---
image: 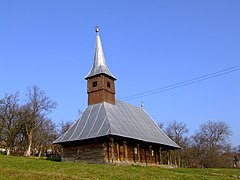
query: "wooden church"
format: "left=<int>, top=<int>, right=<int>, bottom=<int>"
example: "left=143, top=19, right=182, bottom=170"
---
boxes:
left=54, top=27, right=180, bottom=165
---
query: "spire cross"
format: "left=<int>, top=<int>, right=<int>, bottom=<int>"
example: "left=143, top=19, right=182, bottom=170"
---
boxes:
left=95, top=26, right=100, bottom=34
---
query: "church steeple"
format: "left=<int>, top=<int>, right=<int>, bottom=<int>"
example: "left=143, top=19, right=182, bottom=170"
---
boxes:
left=85, top=27, right=116, bottom=105
left=85, top=26, right=116, bottom=80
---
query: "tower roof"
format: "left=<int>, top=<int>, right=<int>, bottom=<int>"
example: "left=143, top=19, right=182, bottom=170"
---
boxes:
left=85, top=27, right=116, bottom=80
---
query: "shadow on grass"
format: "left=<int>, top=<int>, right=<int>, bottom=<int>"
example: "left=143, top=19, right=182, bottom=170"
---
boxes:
left=45, top=157, right=62, bottom=162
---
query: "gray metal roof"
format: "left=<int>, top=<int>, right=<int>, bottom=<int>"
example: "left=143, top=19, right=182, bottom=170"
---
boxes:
left=85, top=30, right=116, bottom=80
left=54, top=100, right=180, bottom=149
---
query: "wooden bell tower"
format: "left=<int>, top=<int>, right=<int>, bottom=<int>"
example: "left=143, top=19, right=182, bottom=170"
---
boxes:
left=85, top=27, right=116, bottom=105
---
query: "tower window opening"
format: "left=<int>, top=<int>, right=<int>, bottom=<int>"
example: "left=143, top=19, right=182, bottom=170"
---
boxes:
left=93, top=81, right=97, bottom=87
left=107, top=81, right=111, bottom=88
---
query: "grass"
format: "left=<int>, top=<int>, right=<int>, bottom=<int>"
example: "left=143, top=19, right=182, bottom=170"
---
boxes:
left=0, top=155, right=239, bottom=179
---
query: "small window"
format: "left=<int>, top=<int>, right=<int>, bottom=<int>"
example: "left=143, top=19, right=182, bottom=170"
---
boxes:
left=93, top=81, right=97, bottom=87
left=107, top=81, right=111, bottom=88
left=151, top=150, right=154, bottom=157
left=134, top=147, right=138, bottom=155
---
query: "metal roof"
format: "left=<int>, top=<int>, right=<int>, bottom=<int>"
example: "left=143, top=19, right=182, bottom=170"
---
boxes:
left=54, top=100, right=180, bottom=149
left=85, top=29, right=116, bottom=80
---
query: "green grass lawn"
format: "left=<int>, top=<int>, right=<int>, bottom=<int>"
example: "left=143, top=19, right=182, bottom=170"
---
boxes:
left=0, top=155, right=239, bottom=179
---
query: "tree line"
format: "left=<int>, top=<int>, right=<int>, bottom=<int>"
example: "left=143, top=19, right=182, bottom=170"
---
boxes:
left=0, top=85, right=71, bottom=157
left=160, top=120, right=239, bottom=168
left=0, top=86, right=239, bottom=167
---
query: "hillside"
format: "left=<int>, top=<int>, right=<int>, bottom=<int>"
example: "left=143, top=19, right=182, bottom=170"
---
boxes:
left=0, top=155, right=239, bottom=179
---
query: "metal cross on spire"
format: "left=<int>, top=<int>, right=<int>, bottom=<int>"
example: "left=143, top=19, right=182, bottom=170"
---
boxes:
left=95, top=26, right=100, bottom=34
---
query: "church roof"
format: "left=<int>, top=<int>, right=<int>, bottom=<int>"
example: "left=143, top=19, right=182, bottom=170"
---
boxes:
left=85, top=27, right=116, bottom=80
left=54, top=100, right=180, bottom=149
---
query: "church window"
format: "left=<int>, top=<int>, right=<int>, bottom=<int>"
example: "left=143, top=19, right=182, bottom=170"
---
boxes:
left=93, top=81, right=97, bottom=87
left=134, top=147, right=138, bottom=155
left=107, top=81, right=111, bottom=88
left=151, top=150, right=154, bottom=157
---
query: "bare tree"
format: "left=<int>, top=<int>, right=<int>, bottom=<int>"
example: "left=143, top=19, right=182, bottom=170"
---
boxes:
left=191, top=120, right=232, bottom=168
left=165, top=120, right=188, bottom=145
left=59, top=120, right=73, bottom=136
left=165, top=120, right=189, bottom=167
left=20, top=86, right=56, bottom=156
left=33, top=118, right=57, bottom=157
left=233, top=145, right=240, bottom=154
left=158, top=122, right=164, bottom=129
left=201, top=120, right=231, bottom=149
left=0, top=93, right=20, bottom=155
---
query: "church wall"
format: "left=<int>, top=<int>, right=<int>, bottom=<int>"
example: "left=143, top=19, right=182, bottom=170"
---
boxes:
left=103, top=137, right=170, bottom=165
left=61, top=137, right=176, bottom=166
left=62, top=142, right=105, bottom=164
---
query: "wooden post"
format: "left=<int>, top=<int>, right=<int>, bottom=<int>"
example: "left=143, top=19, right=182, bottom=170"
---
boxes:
left=174, top=150, right=177, bottom=166
left=123, top=141, right=128, bottom=162
left=110, top=138, right=115, bottom=163
left=178, top=150, right=181, bottom=167
left=106, top=142, right=110, bottom=162
left=137, top=144, right=140, bottom=163
left=149, top=145, right=152, bottom=164
left=119, top=145, right=123, bottom=161
left=116, top=143, right=120, bottom=162
left=168, top=150, right=172, bottom=165
left=144, top=147, right=147, bottom=165
left=167, top=150, right=170, bottom=165
left=122, top=143, right=124, bottom=161
left=154, top=148, right=157, bottom=164
left=133, top=146, right=136, bottom=162
left=159, top=147, right=162, bottom=164
left=62, top=147, right=64, bottom=160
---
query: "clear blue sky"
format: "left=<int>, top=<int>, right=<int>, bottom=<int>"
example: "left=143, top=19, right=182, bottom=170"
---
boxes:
left=0, top=1, right=239, bottom=146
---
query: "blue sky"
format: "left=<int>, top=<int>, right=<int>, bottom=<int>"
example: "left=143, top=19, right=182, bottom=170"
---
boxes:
left=0, top=1, right=239, bottom=146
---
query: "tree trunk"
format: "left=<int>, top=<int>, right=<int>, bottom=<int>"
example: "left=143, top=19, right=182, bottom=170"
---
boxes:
left=38, top=146, right=43, bottom=158
left=25, top=130, right=33, bottom=156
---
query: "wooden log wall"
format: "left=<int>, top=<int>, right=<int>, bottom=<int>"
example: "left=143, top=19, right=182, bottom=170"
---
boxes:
left=62, top=142, right=105, bottom=164
left=103, top=137, right=176, bottom=165
left=61, top=137, right=177, bottom=165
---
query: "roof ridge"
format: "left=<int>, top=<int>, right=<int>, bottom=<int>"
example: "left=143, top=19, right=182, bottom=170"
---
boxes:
left=116, top=99, right=143, bottom=110
left=102, top=102, right=112, bottom=135
left=86, top=103, right=103, bottom=138
left=76, top=105, right=94, bottom=139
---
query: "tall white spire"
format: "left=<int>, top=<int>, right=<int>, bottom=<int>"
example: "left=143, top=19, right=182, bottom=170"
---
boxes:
left=94, top=26, right=107, bottom=68
left=85, top=26, right=116, bottom=80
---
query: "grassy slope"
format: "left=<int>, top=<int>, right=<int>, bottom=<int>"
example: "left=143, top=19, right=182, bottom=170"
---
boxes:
left=0, top=155, right=239, bottom=179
